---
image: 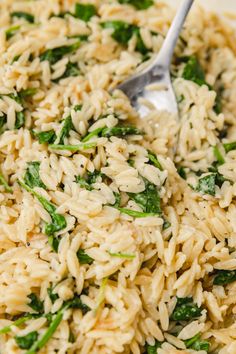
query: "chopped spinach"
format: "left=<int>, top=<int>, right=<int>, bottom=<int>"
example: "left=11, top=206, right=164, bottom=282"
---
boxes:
left=118, top=0, right=154, bottom=10
left=57, top=116, right=75, bottom=144
left=19, top=88, right=37, bottom=99
left=184, top=333, right=210, bottom=352
left=213, top=146, right=225, bottom=166
left=15, top=331, right=38, bottom=350
left=53, top=61, right=80, bottom=82
left=6, top=25, right=20, bottom=40
left=214, top=85, right=224, bottom=114
left=28, top=293, right=44, bottom=313
left=177, top=166, right=187, bottom=180
left=182, top=56, right=207, bottom=86
left=213, top=270, right=236, bottom=286
left=75, top=170, right=104, bottom=190
left=145, top=341, right=162, bottom=354
left=101, top=21, right=148, bottom=54
left=11, top=11, right=34, bottom=23
left=47, top=285, right=59, bottom=304
left=0, top=173, right=12, bottom=193
left=147, top=150, right=163, bottom=170
left=113, top=192, right=121, bottom=208
left=223, top=141, right=236, bottom=153
left=19, top=180, right=67, bottom=248
left=196, top=173, right=216, bottom=196
left=108, top=251, right=135, bottom=259
left=163, top=219, right=171, bottom=230
left=77, top=249, right=94, bottom=264
left=33, top=130, right=57, bottom=144
left=170, top=297, right=202, bottom=321
left=15, top=111, right=25, bottom=129
left=0, top=114, right=7, bottom=134
left=49, top=142, right=97, bottom=151
left=24, top=161, right=46, bottom=189
left=82, top=125, right=142, bottom=142
left=118, top=208, right=158, bottom=218
left=74, top=3, right=97, bottom=22
left=40, top=41, right=80, bottom=65
left=128, top=179, right=162, bottom=214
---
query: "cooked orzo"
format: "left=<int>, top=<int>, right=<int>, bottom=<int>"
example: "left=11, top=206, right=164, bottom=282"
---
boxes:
left=0, top=0, right=236, bottom=353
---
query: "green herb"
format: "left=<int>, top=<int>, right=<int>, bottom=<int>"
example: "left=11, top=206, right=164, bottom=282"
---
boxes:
left=118, top=208, right=158, bottom=218
left=15, top=331, right=38, bottom=350
left=47, top=285, right=59, bottom=304
left=101, top=21, right=148, bottom=54
left=196, top=173, right=216, bottom=196
left=24, top=162, right=46, bottom=189
left=163, top=219, right=171, bottom=230
left=40, top=41, right=80, bottom=65
left=11, top=11, right=34, bottom=23
left=15, top=111, right=25, bottom=129
left=108, top=251, right=135, bottom=259
left=82, top=125, right=142, bottom=142
left=170, top=297, right=202, bottom=321
left=49, top=142, right=97, bottom=151
left=75, top=170, right=104, bottom=190
left=0, top=114, right=7, bottom=134
left=6, top=25, right=21, bottom=40
left=74, top=3, right=97, bottom=22
left=213, top=146, right=225, bottom=165
left=0, top=315, right=33, bottom=335
left=0, top=173, right=12, bottom=193
left=113, top=192, right=121, bottom=208
left=19, top=88, right=37, bottom=99
left=53, top=62, right=80, bottom=82
left=66, top=296, right=90, bottom=314
left=223, top=141, right=236, bottom=153
left=128, top=179, right=162, bottom=214
left=57, top=116, right=75, bottom=144
left=33, top=130, right=57, bottom=144
left=184, top=333, right=210, bottom=352
left=28, top=293, right=44, bottom=313
left=147, top=150, right=163, bottom=170
left=182, top=56, right=207, bottom=86
left=77, top=249, right=94, bottom=264
left=177, top=166, right=187, bottom=180
left=19, top=180, right=67, bottom=241
left=213, top=270, right=236, bottom=286
left=118, top=0, right=154, bottom=10
left=145, top=341, right=162, bottom=354
left=214, top=85, right=224, bottom=114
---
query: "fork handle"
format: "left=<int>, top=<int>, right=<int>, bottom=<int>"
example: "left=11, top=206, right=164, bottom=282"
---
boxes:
left=151, top=0, right=194, bottom=68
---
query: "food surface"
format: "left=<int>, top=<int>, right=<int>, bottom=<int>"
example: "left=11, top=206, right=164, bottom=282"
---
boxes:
left=1, top=0, right=236, bottom=353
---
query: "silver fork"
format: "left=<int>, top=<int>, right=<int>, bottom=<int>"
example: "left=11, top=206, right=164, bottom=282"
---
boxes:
left=117, top=0, right=194, bottom=118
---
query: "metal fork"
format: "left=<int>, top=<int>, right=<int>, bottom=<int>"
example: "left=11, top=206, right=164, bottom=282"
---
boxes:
left=117, top=0, right=194, bottom=118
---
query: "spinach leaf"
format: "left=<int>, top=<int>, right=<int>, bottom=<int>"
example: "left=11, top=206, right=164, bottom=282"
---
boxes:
left=177, top=166, right=187, bottom=180
left=57, top=116, right=74, bottom=144
left=223, top=141, right=236, bottom=153
left=49, top=142, right=97, bottom=151
left=75, top=170, right=104, bottom=190
left=11, top=11, right=34, bottom=23
left=182, top=56, right=207, bottom=86
left=65, top=296, right=90, bottom=314
left=15, top=111, right=25, bottom=129
left=47, top=285, right=59, bottom=304
left=19, top=181, right=67, bottom=246
left=196, top=173, right=216, bottom=196
left=24, top=161, right=46, bottom=189
left=40, top=41, right=80, bottom=65
left=53, top=62, right=80, bottom=82
left=184, top=333, right=210, bottom=352
left=113, top=192, right=121, bottom=208
left=0, top=173, right=12, bottom=193
left=118, top=208, right=158, bottom=218
left=77, top=249, right=94, bottom=264
left=6, top=25, right=21, bottom=40
left=145, top=340, right=162, bottom=354
left=15, top=331, right=38, bottom=350
left=74, top=3, right=97, bottom=22
left=128, top=179, right=161, bottom=214
left=0, top=114, right=7, bottom=134
left=101, top=21, right=148, bottom=54
left=213, top=146, right=225, bottom=166
left=213, top=270, right=236, bottom=286
left=33, top=130, right=57, bottom=144
left=170, top=297, right=202, bottom=321
left=19, top=88, right=37, bottom=99
left=28, top=293, right=44, bottom=313
left=214, top=85, right=224, bottom=114
left=147, top=150, right=163, bottom=170
left=108, top=251, right=135, bottom=259
left=118, top=0, right=154, bottom=10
